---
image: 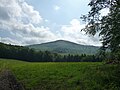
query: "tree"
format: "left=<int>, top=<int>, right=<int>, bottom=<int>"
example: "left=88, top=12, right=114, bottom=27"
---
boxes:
left=81, top=0, right=120, bottom=61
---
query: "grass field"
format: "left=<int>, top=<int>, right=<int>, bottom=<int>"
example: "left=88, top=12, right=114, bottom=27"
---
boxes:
left=0, top=58, right=119, bottom=90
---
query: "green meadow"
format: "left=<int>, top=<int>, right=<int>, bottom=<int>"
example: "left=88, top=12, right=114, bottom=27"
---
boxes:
left=0, top=58, right=119, bottom=90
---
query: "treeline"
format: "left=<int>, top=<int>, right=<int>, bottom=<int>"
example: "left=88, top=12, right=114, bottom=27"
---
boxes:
left=0, top=42, right=102, bottom=62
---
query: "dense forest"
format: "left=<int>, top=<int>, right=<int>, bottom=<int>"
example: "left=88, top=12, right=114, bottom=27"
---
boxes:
left=0, top=42, right=102, bottom=62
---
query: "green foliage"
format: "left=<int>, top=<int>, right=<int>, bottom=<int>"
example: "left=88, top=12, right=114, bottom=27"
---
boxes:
left=0, top=59, right=119, bottom=90
left=28, top=40, right=99, bottom=55
left=81, top=0, right=120, bottom=61
left=0, top=42, right=102, bottom=62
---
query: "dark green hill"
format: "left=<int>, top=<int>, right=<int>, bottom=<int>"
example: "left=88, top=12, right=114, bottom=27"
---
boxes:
left=28, top=40, right=100, bottom=55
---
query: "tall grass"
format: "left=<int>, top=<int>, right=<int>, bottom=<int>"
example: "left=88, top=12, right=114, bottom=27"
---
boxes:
left=0, top=58, right=119, bottom=90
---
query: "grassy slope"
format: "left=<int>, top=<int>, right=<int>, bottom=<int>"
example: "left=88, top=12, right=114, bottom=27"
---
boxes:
left=0, top=59, right=119, bottom=90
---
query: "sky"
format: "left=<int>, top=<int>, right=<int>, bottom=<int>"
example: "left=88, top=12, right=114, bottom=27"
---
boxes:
left=0, top=0, right=102, bottom=46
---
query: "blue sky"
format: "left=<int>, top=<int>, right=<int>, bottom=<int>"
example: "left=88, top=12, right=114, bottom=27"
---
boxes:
left=26, top=0, right=90, bottom=24
left=0, top=0, right=101, bottom=46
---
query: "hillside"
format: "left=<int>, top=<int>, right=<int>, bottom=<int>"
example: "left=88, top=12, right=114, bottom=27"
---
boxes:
left=0, top=42, right=102, bottom=62
left=28, top=40, right=99, bottom=55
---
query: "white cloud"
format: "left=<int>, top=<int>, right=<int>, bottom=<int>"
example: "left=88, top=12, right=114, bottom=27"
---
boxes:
left=100, top=8, right=109, bottom=16
left=0, top=0, right=101, bottom=46
left=0, top=0, right=56, bottom=45
left=0, top=37, right=21, bottom=45
left=60, top=19, right=101, bottom=46
left=54, top=5, right=60, bottom=11
left=0, top=0, right=22, bottom=20
left=0, top=0, right=42, bottom=24
left=21, top=2, right=42, bottom=24
left=70, top=19, right=80, bottom=26
left=45, top=19, right=49, bottom=22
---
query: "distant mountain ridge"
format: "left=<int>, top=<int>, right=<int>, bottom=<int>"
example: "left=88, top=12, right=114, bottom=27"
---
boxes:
left=28, top=40, right=100, bottom=55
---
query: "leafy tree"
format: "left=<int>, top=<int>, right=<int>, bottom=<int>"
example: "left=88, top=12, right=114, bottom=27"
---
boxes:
left=81, top=0, right=120, bottom=61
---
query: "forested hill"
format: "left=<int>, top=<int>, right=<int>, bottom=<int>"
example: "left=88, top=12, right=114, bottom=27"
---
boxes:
left=0, top=42, right=101, bottom=62
left=28, top=40, right=99, bottom=55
